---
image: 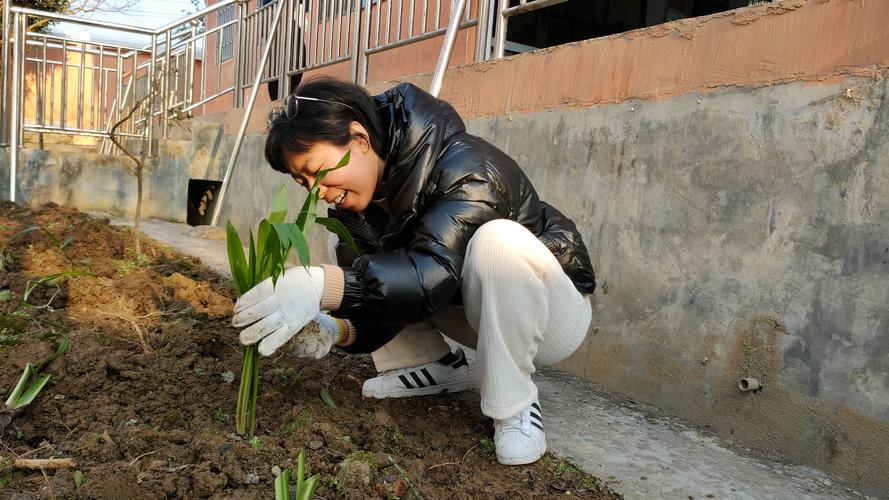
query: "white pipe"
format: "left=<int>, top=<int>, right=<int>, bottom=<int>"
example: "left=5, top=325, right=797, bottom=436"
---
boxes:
left=739, top=377, right=762, bottom=392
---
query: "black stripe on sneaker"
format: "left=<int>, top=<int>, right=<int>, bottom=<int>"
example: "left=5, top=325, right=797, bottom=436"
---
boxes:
left=450, top=350, right=469, bottom=369
left=531, top=402, right=540, bottom=412
left=530, top=411, right=542, bottom=423
left=409, top=371, right=425, bottom=388
left=421, top=368, right=437, bottom=386
left=531, top=421, right=544, bottom=431
left=399, top=374, right=414, bottom=389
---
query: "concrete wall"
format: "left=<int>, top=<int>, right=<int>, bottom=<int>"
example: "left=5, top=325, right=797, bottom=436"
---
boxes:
left=3, top=0, right=889, bottom=492
left=467, top=74, right=889, bottom=490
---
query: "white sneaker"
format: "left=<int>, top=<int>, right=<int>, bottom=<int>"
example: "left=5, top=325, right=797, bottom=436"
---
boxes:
left=362, top=349, right=471, bottom=399
left=494, top=400, right=546, bottom=465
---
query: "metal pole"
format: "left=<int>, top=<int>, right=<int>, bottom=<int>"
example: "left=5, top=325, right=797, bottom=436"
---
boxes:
left=494, top=0, right=507, bottom=59
left=428, top=0, right=467, bottom=97
left=1, top=0, right=11, bottom=146
left=210, top=0, right=286, bottom=227
left=9, top=13, right=22, bottom=201
left=359, top=0, right=371, bottom=85
left=148, top=34, right=157, bottom=156
left=278, top=0, right=294, bottom=99
left=162, top=29, right=172, bottom=139
left=349, top=0, right=361, bottom=83
left=234, top=3, right=245, bottom=107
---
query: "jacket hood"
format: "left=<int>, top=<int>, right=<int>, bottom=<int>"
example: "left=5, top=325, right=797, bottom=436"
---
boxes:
left=374, top=83, right=466, bottom=230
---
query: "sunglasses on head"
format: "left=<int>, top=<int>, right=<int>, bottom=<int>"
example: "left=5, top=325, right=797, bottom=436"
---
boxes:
left=268, top=94, right=357, bottom=124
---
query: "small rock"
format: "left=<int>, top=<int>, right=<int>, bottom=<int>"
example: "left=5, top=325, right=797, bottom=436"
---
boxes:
left=309, top=439, right=324, bottom=450
left=336, top=452, right=375, bottom=488
left=53, top=394, right=65, bottom=400
left=145, top=459, right=167, bottom=472
left=244, top=473, right=260, bottom=485
left=271, top=466, right=282, bottom=477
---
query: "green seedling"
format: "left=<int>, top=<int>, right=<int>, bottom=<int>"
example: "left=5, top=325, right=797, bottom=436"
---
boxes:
left=23, top=271, right=94, bottom=305
left=249, top=435, right=262, bottom=450
left=1, top=336, right=71, bottom=434
left=319, top=388, right=336, bottom=407
left=227, top=151, right=355, bottom=438
left=274, top=449, right=320, bottom=500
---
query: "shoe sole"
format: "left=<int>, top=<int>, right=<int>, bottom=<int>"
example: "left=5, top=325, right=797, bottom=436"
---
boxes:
left=496, top=442, right=547, bottom=466
left=362, top=381, right=470, bottom=399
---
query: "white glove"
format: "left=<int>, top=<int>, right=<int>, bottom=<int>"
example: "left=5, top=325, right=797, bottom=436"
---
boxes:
left=232, top=266, right=324, bottom=356
left=288, top=314, right=345, bottom=359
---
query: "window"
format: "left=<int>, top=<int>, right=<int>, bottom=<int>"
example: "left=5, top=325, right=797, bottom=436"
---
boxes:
left=217, top=4, right=235, bottom=63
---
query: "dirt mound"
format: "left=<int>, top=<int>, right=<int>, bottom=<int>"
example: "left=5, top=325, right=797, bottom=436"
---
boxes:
left=0, top=202, right=616, bottom=499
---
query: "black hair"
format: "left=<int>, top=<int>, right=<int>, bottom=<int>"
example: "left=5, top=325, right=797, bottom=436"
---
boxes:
left=264, top=77, right=387, bottom=174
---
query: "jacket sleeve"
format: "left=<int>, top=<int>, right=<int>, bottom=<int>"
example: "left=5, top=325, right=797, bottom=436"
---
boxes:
left=333, top=182, right=503, bottom=351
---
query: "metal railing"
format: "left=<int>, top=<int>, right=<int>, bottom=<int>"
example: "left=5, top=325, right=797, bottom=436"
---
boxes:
left=2, top=0, right=563, bottom=201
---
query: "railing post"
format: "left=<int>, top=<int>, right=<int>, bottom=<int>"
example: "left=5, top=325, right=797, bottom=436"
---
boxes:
left=475, top=0, right=491, bottom=61
left=234, top=0, right=246, bottom=107
left=9, top=12, right=22, bottom=201
left=359, top=0, right=371, bottom=85
left=350, top=0, right=361, bottom=84
left=278, top=0, right=295, bottom=100
left=162, top=29, right=172, bottom=139
left=1, top=0, right=11, bottom=146
left=493, top=0, right=507, bottom=59
left=148, top=34, right=157, bottom=156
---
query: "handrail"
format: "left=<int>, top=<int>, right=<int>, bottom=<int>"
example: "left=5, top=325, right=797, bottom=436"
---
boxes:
left=10, top=6, right=156, bottom=35
left=154, top=0, right=240, bottom=34
left=209, top=0, right=286, bottom=227
left=430, top=0, right=470, bottom=97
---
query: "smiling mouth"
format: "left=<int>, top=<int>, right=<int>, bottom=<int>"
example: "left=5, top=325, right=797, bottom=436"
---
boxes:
left=334, top=192, right=346, bottom=205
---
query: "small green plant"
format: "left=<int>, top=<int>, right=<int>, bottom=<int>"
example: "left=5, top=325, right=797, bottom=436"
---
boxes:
left=272, top=367, right=302, bottom=390
left=274, top=449, right=320, bottom=500
left=213, top=408, right=231, bottom=423
left=479, top=437, right=496, bottom=456
left=280, top=408, right=312, bottom=436
left=227, top=152, right=355, bottom=438
left=1, top=336, right=71, bottom=434
left=249, top=435, right=262, bottom=450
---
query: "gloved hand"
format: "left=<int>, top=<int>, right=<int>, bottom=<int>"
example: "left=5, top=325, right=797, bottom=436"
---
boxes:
left=288, top=314, right=348, bottom=359
left=233, top=266, right=325, bottom=356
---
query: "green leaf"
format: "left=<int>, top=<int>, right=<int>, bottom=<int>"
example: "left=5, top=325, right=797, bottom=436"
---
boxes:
left=13, top=372, right=51, bottom=409
left=315, top=217, right=358, bottom=253
left=296, top=474, right=320, bottom=500
left=295, top=187, right=318, bottom=236
left=73, top=470, right=85, bottom=488
left=23, top=271, right=95, bottom=303
left=295, top=449, right=305, bottom=495
left=60, top=236, right=75, bottom=251
left=272, top=223, right=310, bottom=267
left=226, top=221, right=250, bottom=296
left=5, top=363, right=33, bottom=407
left=0, top=290, right=11, bottom=301
left=7, top=225, right=40, bottom=243
left=275, top=468, right=291, bottom=500
left=34, top=336, right=71, bottom=373
left=319, top=388, right=336, bottom=407
left=248, top=231, right=257, bottom=288
left=269, top=185, right=289, bottom=225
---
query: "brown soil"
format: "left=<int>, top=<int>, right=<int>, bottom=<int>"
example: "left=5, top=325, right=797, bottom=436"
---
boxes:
left=0, top=202, right=617, bottom=499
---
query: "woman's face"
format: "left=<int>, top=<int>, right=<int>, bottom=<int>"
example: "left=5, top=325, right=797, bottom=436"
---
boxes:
left=282, top=122, right=384, bottom=212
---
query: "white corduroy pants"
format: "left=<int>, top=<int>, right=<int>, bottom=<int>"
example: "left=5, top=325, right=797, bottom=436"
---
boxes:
left=364, top=219, right=592, bottom=420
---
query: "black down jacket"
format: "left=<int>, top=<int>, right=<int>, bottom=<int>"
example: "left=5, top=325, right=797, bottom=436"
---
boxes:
left=331, top=83, right=595, bottom=353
